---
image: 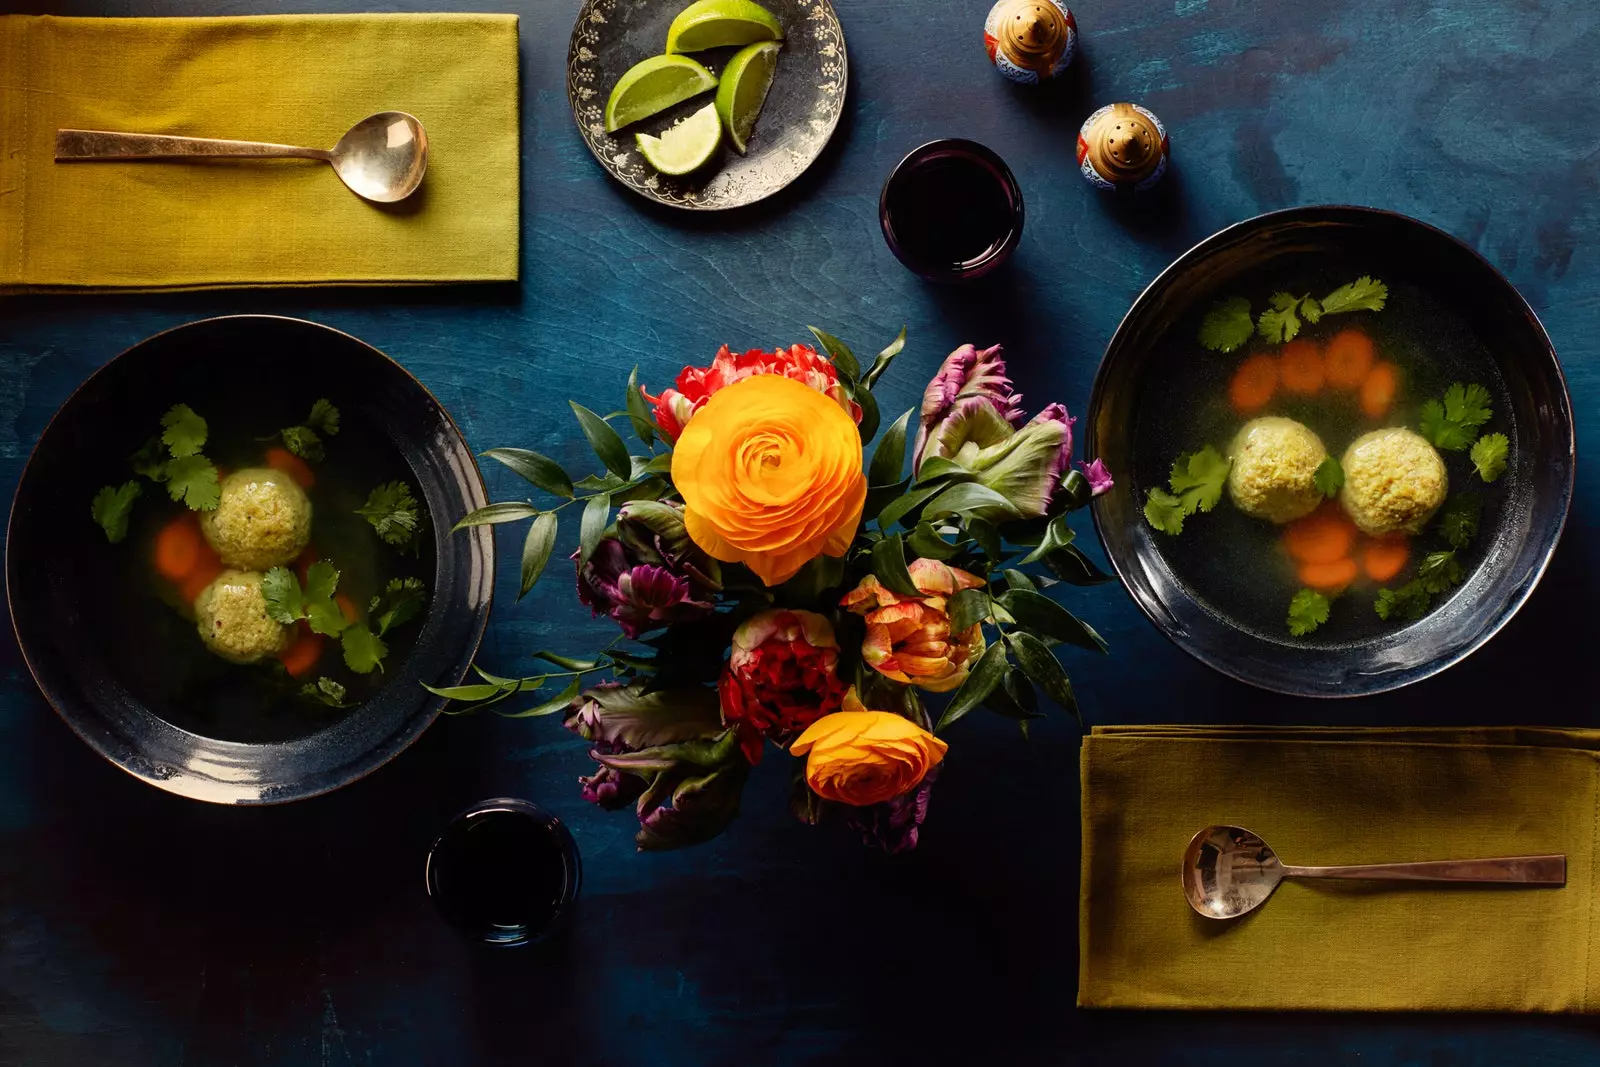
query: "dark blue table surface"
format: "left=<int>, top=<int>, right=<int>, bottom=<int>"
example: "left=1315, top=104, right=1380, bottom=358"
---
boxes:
left=2, top=0, right=1597, bottom=1063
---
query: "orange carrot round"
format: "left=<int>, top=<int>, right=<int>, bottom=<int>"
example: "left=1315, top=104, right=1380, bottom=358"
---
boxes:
left=277, top=624, right=324, bottom=678
left=1359, top=361, right=1399, bottom=419
left=178, top=546, right=225, bottom=605
left=1278, top=339, right=1325, bottom=395
left=154, top=513, right=202, bottom=581
left=1229, top=353, right=1279, bottom=414
left=1361, top=534, right=1410, bottom=583
left=1284, top=507, right=1356, bottom=564
left=1324, top=329, right=1375, bottom=388
left=1298, top=557, right=1359, bottom=592
left=335, top=592, right=358, bottom=623
left=264, top=446, right=316, bottom=489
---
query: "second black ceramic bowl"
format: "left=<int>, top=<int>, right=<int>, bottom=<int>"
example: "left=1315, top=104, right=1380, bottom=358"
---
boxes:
left=1086, top=206, right=1574, bottom=697
left=6, top=316, right=494, bottom=802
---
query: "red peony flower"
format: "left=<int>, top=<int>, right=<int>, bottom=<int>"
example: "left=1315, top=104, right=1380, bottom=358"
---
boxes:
left=717, top=608, right=848, bottom=763
left=642, top=343, right=862, bottom=442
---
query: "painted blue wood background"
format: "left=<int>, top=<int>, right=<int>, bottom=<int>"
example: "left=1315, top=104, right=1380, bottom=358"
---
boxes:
left=2, top=0, right=1597, bottom=1063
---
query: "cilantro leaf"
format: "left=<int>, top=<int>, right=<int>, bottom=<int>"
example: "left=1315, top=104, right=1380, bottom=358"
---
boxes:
left=1419, top=382, right=1494, bottom=451
left=1418, top=399, right=1473, bottom=451
left=1299, top=295, right=1324, bottom=324
left=1471, top=432, right=1509, bottom=483
left=1436, top=494, right=1481, bottom=550
left=1313, top=455, right=1344, bottom=498
left=372, top=576, right=427, bottom=636
left=302, top=561, right=349, bottom=636
left=1318, top=275, right=1388, bottom=316
left=1199, top=296, right=1254, bottom=353
left=357, top=481, right=421, bottom=548
left=1375, top=582, right=1431, bottom=622
left=159, top=404, right=208, bottom=458
left=341, top=623, right=387, bottom=674
left=281, top=425, right=325, bottom=462
left=306, top=399, right=341, bottom=437
left=1417, top=549, right=1464, bottom=594
left=164, top=455, right=221, bottom=510
left=90, top=481, right=142, bottom=543
left=261, top=566, right=305, bottom=624
left=300, top=677, right=353, bottom=708
left=1443, top=383, right=1492, bottom=431
left=1256, top=292, right=1304, bottom=343
left=1143, top=488, right=1187, bottom=536
left=1169, top=446, right=1232, bottom=514
left=130, top=436, right=170, bottom=482
left=1287, top=588, right=1330, bottom=637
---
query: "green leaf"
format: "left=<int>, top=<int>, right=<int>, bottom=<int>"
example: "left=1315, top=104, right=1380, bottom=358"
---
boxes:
left=570, top=401, right=632, bottom=479
left=863, top=326, right=907, bottom=388
left=481, top=448, right=574, bottom=499
left=303, top=561, right=348, bottom=637
left=300, top=676, right=351, bottom=708
left=281, top=425, right=324, bottom=462
left=306, top=398, right=341, bottom=437
left=356, top=481, right=421, bottom=546
left=854, top=386, right=881, bottom=446
left=907, top=522, right=960, bottom=561
left=1471, top=432, right=1509, bottom=483
left=1169, top=446, right=1231, bottom=513
left=260, top=566, right=304, bottom=624
left=1198, top=296, right=1254, bottom=353
left=530, top=650, right=599, bottom=671
left=372, top=577, right=426, bottom=636
left=422, top=681, right=513, bottom=701
left=1375, top=582, right=1432, bottom=621
left=579, top=492, right=610, bottom=565
left=806, top=325, right=860, bottom=382
left=129, top=436, right=169, bottom=482
left=1019, top=513, right=1075, bottom=565
left=915, top=456, right=976, bottom=485
left=304, top=561, right=339, bottom=603
left=498, top=677, right=581, bottom=719
left=1001, top=569, right=1034, bottom=592
left=159, top=403, right=208, bottom=458
left=935, top=641, right=1008, bottom=732
left=1420, top=382, right=1494, bottom=451
left=574, top=472, right=627, bottom=493
left=1042, top=544, right=1116, bottom=586
left=452, top=501, right=539, bottom=531
left=1418, top=549, right=1464, bottom=594
left=1006, top=631, right=1080, bottom=722
left=1318, top=275, right=1388, bottom=316
left=90, top=481, right=142, bottom=543
left=624, top=365, right=657, bottom=449
left=923, top=482, right=1020, bottom=522
left=999, top=588, right=1109, bottom=653
left=341, top=623, right=387, bottom=674
left=877, top=481, right=945, bottom=529
left=164, top=455, right=221, bottom=511
left=519, top=512, right=558, bottom=599
left=1299, top=295, right=1324, bottom=323
left=1143, top=487, right=1186, bottom=535
left=966, top=516, right=1003, bottom=561
left=1287, top=588, right=1330, bottom=637
left=1436, top=494, right=1481, bottom=550
left=947, top=587, right=991, bottom=632
left=1256, top=292, right=1304, bottom=343
left=1314, top=455, right=1345, bottom=498
left=869, top=408, right=913, bottom=487
left=870, top=533, right=922, bottom=597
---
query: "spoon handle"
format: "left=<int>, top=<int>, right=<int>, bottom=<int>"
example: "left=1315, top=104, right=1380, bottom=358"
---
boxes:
left=56, top=130, right=331, bottom=163
left=1282, top=854, right=1566, bottom=885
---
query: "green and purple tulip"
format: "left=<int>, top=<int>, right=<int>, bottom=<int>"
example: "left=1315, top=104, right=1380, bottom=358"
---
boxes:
left=576, top=500, right=721, bottom=639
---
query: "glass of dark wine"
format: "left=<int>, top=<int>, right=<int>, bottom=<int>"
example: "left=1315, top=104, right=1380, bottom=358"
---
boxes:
left=425, top=798, right=582, bottom=947
left=879, top=138, right=1025, bottom=283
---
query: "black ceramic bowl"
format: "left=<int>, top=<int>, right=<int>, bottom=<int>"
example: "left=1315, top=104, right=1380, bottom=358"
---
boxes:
left=6, top=316, right=494, bottom=802
left=1086, top=206, right=1574, bottom=697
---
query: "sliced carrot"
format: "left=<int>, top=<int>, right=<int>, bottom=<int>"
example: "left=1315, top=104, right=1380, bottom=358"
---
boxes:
left=1361, top=534, right=1410, bottom=583
left=1278, top=339, right=1325, bottom=395
left=335, top=592, right=359, bottom=623
left=1298, top=557, right=1359, bottom=592
left=1284, top=506, right=1356, bottom=564
left=1229, top=353, right=1279, bottom=414
left=1359, top=360, right=1399, bottom=419
left=1324, top=328, right=1375, bottom=388
left=264, top=446, right=315, bottom=489
left=178, top=546, right=225, bottom=604
left=277, top=624, right=325, bottom=678
left=154, top=513, right=202, bottom=581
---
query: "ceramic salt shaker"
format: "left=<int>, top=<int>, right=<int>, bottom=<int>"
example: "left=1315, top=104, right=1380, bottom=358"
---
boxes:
left=1076, top=102, right=1171, bottom=191
left=984, top=0, right=1077, bottom=85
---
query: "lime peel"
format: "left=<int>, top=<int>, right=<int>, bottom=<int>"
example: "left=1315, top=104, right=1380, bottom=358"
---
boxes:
left=666, top=0, right=783, bottom=54
left=605, top=54, right=718, bottom=133
left=635, top=102, right=722, bottom=175
left=716, top=40, right=782, bottom=154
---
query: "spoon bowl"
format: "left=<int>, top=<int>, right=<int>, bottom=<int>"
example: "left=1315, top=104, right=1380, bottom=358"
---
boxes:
left=328, top=111, right=429, bottom=203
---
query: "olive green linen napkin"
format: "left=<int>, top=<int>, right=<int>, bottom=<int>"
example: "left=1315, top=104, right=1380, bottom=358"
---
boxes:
left=0, top=13, right=519, bottom=292
left=1079, top=724, right=1600, bottom=1012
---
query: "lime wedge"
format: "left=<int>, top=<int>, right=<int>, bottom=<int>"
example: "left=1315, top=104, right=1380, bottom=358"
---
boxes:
left=636, top=103, right=722, bottom=175
left=715, top=40, right=782, bottom=154
left=605, top=55, right=718, bottom=133
left=665, top=0, right=783, bottom=54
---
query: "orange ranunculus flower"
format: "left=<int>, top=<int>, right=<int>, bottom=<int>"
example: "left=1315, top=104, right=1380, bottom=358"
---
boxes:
left=672, top=374, right=867, bottom=587
left=839, top=557, right=986, bottom=692
left=790, top=688, right=948, bottom=807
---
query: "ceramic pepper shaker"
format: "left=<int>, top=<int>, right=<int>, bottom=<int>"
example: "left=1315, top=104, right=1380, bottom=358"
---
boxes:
left=1077, top=102, right=1170, bottom=191
left=984, top=0, right=1077, bottom=85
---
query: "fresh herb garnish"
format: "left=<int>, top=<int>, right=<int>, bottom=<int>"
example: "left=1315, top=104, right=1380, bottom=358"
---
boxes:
left=1436, top=494, right=1481, bottom=550
left=163, top=455, right=221, bottom=511
left=357, top=481, right=421, bottom=549
left=1198, top=296, right=1255, bottom=353
left=1418, top=382, right=1493, bottom=451
left=1471, top=432, right=1509, bottom=483
left=261, top=566, right=305, bottom=624
left=1142, top=489, right=1187, bottom=536
left=130, top=436, right=170, bottom=482
left=340, top=623, right=388, bottom=674
left=1287, top=588, right=1330, bottom=637
left=1257, top=292, right=1313, bottom=343
left=1313, top=456, right=1344, bottom=498
left=300, top=677, right=354, bottom=708
left=1198, top=276, right=1388, bottom=352
left=1143, top=446, right=1231, bottom=536
left=263, top=564, right=421, bottom=675
left=160, top=404, right=208, bottom=458
left=1316, top=275, right=1388, bottom=316
left=1375, top=549, right=1467, bottom=621
left=1417, top=549, right=1464, bottom=593
left=90, top=481, right=143, bottom=543
left=277, top=398, right=341, bottom=462
left=370, top=577, right=426, bottom=636
left=103, top=404, right=221, bottom=526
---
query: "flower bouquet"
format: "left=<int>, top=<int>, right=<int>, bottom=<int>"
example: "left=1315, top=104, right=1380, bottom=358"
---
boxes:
left=438, top=329, right=1114, bottom=852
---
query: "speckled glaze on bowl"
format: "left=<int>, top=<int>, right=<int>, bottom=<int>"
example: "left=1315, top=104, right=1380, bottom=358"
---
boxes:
left=6, top=316, right=494, bottom=803
left=1086, top=206, right=1575, bottom=698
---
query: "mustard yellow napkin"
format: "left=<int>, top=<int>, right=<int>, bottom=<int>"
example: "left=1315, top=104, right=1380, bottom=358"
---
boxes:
left=0, top=13, right=518, bottom=292
left=1079, top=725, right=1600, bottom=1012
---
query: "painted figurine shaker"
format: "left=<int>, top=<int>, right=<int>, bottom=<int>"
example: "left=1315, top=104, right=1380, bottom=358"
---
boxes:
left=1076, top=102, right=1171, bottom=191
left=984, top=0, right=1077, bottom=84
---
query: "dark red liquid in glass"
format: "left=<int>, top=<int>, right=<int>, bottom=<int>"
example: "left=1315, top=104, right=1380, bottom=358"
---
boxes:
left=426, top=802, right=579, bottom=945
left=881, top=140, right=1023, bottom=282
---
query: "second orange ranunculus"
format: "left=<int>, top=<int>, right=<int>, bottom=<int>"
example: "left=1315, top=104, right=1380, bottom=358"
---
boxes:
left=672, top=374, right=867, bottom=587
left=790, top=687, right=948, bottom=807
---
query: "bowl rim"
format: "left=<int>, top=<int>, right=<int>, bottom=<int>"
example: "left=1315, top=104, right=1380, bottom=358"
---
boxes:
left=1085, top=204, right=1576, bottom=697
left=5, top=313, right=495, bottom=801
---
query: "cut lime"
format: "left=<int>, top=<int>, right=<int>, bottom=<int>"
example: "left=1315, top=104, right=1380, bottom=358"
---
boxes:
left=605, top=54, right=718, bottom=133
left=665, top=0, right=783, bottom=54
left=716, top=40, right=782, bottom=154
left=635, top=103, right=722, bottom=175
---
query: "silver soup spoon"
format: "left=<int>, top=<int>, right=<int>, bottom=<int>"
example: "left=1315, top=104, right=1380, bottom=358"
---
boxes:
left=54, top=111, right=428, bottom=203
left=1182, top=824, right=1565, bottom=920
